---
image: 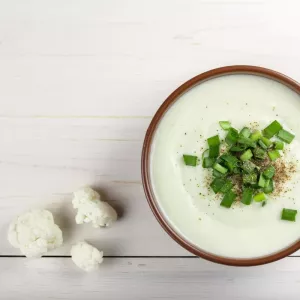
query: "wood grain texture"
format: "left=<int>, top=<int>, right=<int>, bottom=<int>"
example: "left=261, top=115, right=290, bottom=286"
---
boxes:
left=1, top=257, right=300, bottom=300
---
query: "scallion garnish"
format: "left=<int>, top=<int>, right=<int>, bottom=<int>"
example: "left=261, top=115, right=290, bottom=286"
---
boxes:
left=183, top=120, right=296, bottom=218
left=240, top=149, right=253, bottom=161
left=202, top=157, right=216, bottom=168
left=281, top=208, right=297, bottom=222
left=253, top=192, right=266, bottom=202
left=207, top=135, right=220, bottom=158
left=240, top=127, right=251, bottom=138
left=277, top=129, right=295, bottom=144
left=220, top=190, right=237, bottom=208
left=274, top=141, right=284, bottom=150
left=263, top=120, right=283, bottom=138
left=183, top=155, right=198, bottom=166
left=219, top=121, right=231, bottom=130
left=268, top=150, right=280, bottom=161
left=213, top=163, right=228, bottom=174
left=263, top=165, right=275, bottom=179
left=241, top=188, right=253, bottom=205
left=225, top=128, right=239, bottom=145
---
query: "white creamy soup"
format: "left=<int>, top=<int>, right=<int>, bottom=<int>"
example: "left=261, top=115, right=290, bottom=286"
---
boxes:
left=150, top=74, right=300, bottom=258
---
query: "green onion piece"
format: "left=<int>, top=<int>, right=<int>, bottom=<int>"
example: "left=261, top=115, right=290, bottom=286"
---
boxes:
left=225, top=128, right=239, bottom=145
left=207, top=135, right=220, bottom=158
left=210, top=178, right=226, bottom=194
left=243, top=173, right=258, bottom=185
left=241, top=188, right=253, bottom=205
left=219, top=121, right=231, bottom=130
left=220, top=154, right=238, bottom=172
left=202, top=149, right=209, bottom=159
left=213, top=163, right=228, bottom=174
left=253, top=147, right=266, bottom=160
left=233, top=167, right=241, bottom=174
left=258, top=140, right=268, bottom=150
left=274, top=141, right=284, bottom=150
left=202, top=157, right=216, bottom=168
left=237, top=137, right=256, bottom=148
left=260, top=137, right=273, bottom=148
left=277, top=129, right=295, bottom=144
left=281, top=208, right=297, bottom=222
left=258, top=174, right=266, bottom=188
left=263, top=178, right=274, bottom=194
left=240, top=127, right=251, bottom=138
left=207, top=135, right=220, bottom=147
left=220, top=190, right=237, bottom=208
left=268, top=150, right=280, bottom=161
left=262, top=201, right=266, bottom=207
left=230, top=145, right=247, bottom=152
left=183, top=155, right=198, bottom=166
left=240, top=149, right=253, bottom=161
left=220, top=180, right=233, bottom=194
left=213, top=169, right=226, bottom=178
left=209, top=145, right=219, bottom=158
left=253, top=192, right=266, bottom=202
left=241, top=161, right=256, bottom=173
left=263, top=165, right=275, bottom=179
left=263, top=120, right=283, bottom=138
left=250, top=130, right=262, bottom=141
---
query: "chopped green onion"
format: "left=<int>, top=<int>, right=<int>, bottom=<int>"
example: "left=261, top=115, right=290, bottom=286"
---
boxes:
left=263, top=165, right=275, bottom=179
left=281, top=208, right=297, bottom=222
left=274, top=141, right=284, bottom=150
left=268, top=150, right=280, bottom=161
left=240, top=127, right=251, bottom=138
left=263, top=178, right=274, bottom=194
left=258, top=173, right=266, bottom=188
left=220, top=180, right=233, bottom=193
left=207, top=135, right=220, bottom=158
left=263, top=120, right=283, bottom=138
left=225, top=128, right=239, bottom=145
left=253, top=192, right=266, bottom=202
left=202, top=157, right=215, bottom=168
left=220, top=190, right=237, bottom=208
left=213, top=163, right=228, bottom=174
left=241, top=188, right=253, bottom=205
left=262, top=201, right=266, bottom=207
left=243, top=173, right=258, bottom=185
left=210, top=178, right=226, bottom=194
left=241, top=161, right=256, bottom=173
left=230, top=145, right=247, bottom=152
left=183, top=155, right=198, bottom=166
left=260, top=137, right=273, bottom=148
left=250, top=130, right=262, bottom=141
left=237, top=137, right=256, bottom=148
left=202, top=149, right=209, bottom=159
left=240, top=149, right=253, bottom=161
left=258, top=140, right=268, bottom=150
left=213, top=169, right=226, bottom=178
left=219, top=121, right=231, bottom=130
left=277, top=129, right=295, bottom=144
left=220, top=154, right=238, bottom=172
left=253, top=147, right=266, bottom=160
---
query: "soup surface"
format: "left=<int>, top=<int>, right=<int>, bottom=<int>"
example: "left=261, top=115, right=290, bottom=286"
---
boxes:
left=150, top=74, right=300, bottom=258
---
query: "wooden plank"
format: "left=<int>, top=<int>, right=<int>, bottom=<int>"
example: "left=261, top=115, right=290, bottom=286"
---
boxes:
left=0, top=0, right=300, bottom=117
left=0, top=257, right=300, bottom=299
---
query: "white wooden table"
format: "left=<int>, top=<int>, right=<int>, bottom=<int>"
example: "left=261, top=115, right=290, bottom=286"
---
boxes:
left=1, top=0, right=300, bottom=299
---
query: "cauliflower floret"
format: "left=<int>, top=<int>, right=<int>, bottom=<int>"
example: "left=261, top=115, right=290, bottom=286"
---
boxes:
left=72, top=186, right=117, bottom=228
left=7, top=209, right=63, bottom=258
left=71, top=241, right=103, bottom=272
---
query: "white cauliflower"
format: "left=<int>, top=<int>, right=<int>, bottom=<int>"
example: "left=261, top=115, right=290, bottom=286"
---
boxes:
left=71, top=241, right=103, bottom=272
left=7, top=209, right=63, bottom=258
left=72, top=186, right=117, bottom=228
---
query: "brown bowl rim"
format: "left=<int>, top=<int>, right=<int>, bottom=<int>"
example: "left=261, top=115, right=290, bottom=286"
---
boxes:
left=141, top=65, right=300, bottom=267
